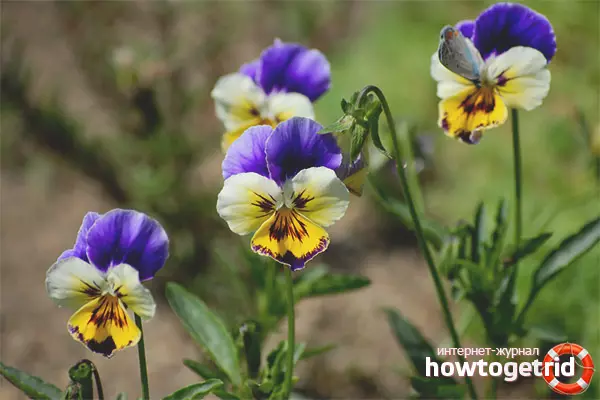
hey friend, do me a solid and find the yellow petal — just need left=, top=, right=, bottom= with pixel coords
left=68, top=295, right=140, bottom=358
left=251, top=208, right=329, bottom=271
left=343, top=167, right=368, bottom=197
left=221, top=118, right=271, bottom=152
left=438, top=86, right=508, bottom=143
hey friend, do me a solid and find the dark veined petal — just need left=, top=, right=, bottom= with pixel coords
left=265, top=117, right=342, bottom=186
left=222, top=125, right=273, bottom=180
left=472, top=3, right=556, bottom=62
left=85, top=209, right=169, bottom=281
left=456, top=20, right=475, bottom=39
left=257, top=39, right=331, bottom=102
left=58, top=212, right=101, bottom=262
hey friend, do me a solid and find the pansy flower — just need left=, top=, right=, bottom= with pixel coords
left=216, top=117, right=349, bottom=271
left=46, top=209, right=169, bottom=357
left=211, top=39, right=331, bottom=151
left=431, top=3, right=556, bottom=143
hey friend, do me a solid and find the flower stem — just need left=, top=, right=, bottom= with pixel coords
left=134, top=314, right=150, bottom=400
left=283, top=267, right=296, bottom=399
left=511, top=109, right=522, bottom=247
left=357, top=85, right=478, bottom=400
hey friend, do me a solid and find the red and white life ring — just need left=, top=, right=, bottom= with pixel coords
left=543, top=343, right=595, bottom=395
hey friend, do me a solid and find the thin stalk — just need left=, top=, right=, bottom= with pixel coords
left=283, top=268, right=296, bottom=399
left=357, top=85, right=478, bottom=400
left=134, top=314, right=150, bottom=400
left=511, top=109, right=522, bottom=247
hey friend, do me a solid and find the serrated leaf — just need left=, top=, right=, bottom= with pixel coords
left=162, top=379, right=223, bottom=400
left=503, top=233, right=553, bottom=267
left=166, top=283, right=242, bottom=386
left=533, top=217, right=600, bottom=290
left=296, top=273, right=370, bottom=299
left=317, top=115, right=354, bottom=135
left=183, top=359, right=228, bottom=382
left=0, top=362, right=62, bottom=400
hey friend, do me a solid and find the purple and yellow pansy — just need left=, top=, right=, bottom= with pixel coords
left=211, top=39, right=331, bottom=151
left=216, top=117, right=349, bottom=271
left=431, top=3, right=556, bottom=143
left=46, top=209, right=169, bottom=357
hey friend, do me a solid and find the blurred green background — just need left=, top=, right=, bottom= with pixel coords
left=1, top=1, right=598, bottom=399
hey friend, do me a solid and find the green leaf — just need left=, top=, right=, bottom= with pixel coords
left=0, top=361, right=62, bottom=400
left=239, top=321, right=262, bottom=378
left=115, top=393, right=127, bottom=400
left=471, top=202, right=486, bottom=264
left=383, top=308, right=439, bottom=375
left=293, top=264, right=329, bottom=299
left=213, top=390, right=241, bottom=400
left=532, top=217, right=600, bottom=290
left=183, top=359, right=228, bottom=382
left=296, top=272, right=370, bottom=299
left=300, top=343, right=337, bottom=360
left=166, top=283, right=242, bottom=386
left=528, top=324, right=568, bottom=342
left=350, top=123, right=368, bottom=161
left=369, top=177, right=447, bottom=249
left=487, top=199, right=509, bottom=269
left=317, top=115, right=354, bottom=135
left=503, top=232, right=553, bottom=267
left=162, top=379, right=224, bottom=400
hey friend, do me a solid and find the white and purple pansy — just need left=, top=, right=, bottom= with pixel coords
left=216, top=117, right=349, bottom=271
left=431, top=2, right=556, bottom=144
left=46, top=209, right=169, bottom=357
left=211, top=39, right=331, bottom=151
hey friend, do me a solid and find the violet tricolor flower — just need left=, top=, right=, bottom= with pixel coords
left=216, top=117, right=349, bottom=271
left=431, top=3, right=556, bottom=144
left=46, top=209, right=169, bottom=357
left=211, top=39, right=331, bottom=151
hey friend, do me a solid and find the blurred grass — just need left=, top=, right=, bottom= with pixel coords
left=315, top=0, right=599, bottom=397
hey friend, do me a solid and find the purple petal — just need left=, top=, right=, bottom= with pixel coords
left=456, top=20, right=475, bottom=39
left=57, top=212, right=101, bottom=263
left=258, top=39, right=331, bottom=102
left=239, top=59, right=261, bottom=82
left=86, top=209, right=169, bottom=281
left=266, top=117, right=342, bottom=186
left=472, top=3, right=556, bottom=62
left=222, top=125, right=272, bottom=180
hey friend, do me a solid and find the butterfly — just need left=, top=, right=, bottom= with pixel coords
left=437, top=25, right=484, bottom=83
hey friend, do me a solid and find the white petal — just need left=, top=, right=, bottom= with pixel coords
left=211, top=73, right=267, bottom=130
left=430, top=52, right=473, bottom=99
left=46, top=257, right=107, bottom=309
left=485, top=46, right=551, bottom=111
left=283, top=167, right=350, bottom=227
left=217, top=172, right=283, bottom=235
left=267, top=92, right=315, bottom=122
left=107, top=264, right=156, bottom=320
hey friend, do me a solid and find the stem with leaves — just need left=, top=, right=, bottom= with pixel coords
left=283, top=268, right=296, bottom=399
left=356, top=85, right=478, bottom=400
left=134, top=314, right=150, bottom=400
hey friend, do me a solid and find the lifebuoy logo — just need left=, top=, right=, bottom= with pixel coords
left=543, top=343, right=595, bottom=395
left=430, top=343, right=595, bottom=396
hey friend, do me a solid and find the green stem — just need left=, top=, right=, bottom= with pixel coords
left=357, top=85, right=478, bottom=400
left=283, top=268, right=296, bottom=399
left=134, top=314, right=150, bottom=400
left=511, top=109, right=522, bottom=247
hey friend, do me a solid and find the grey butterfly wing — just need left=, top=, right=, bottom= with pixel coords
left=438, top=26, right=483, bottom=82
